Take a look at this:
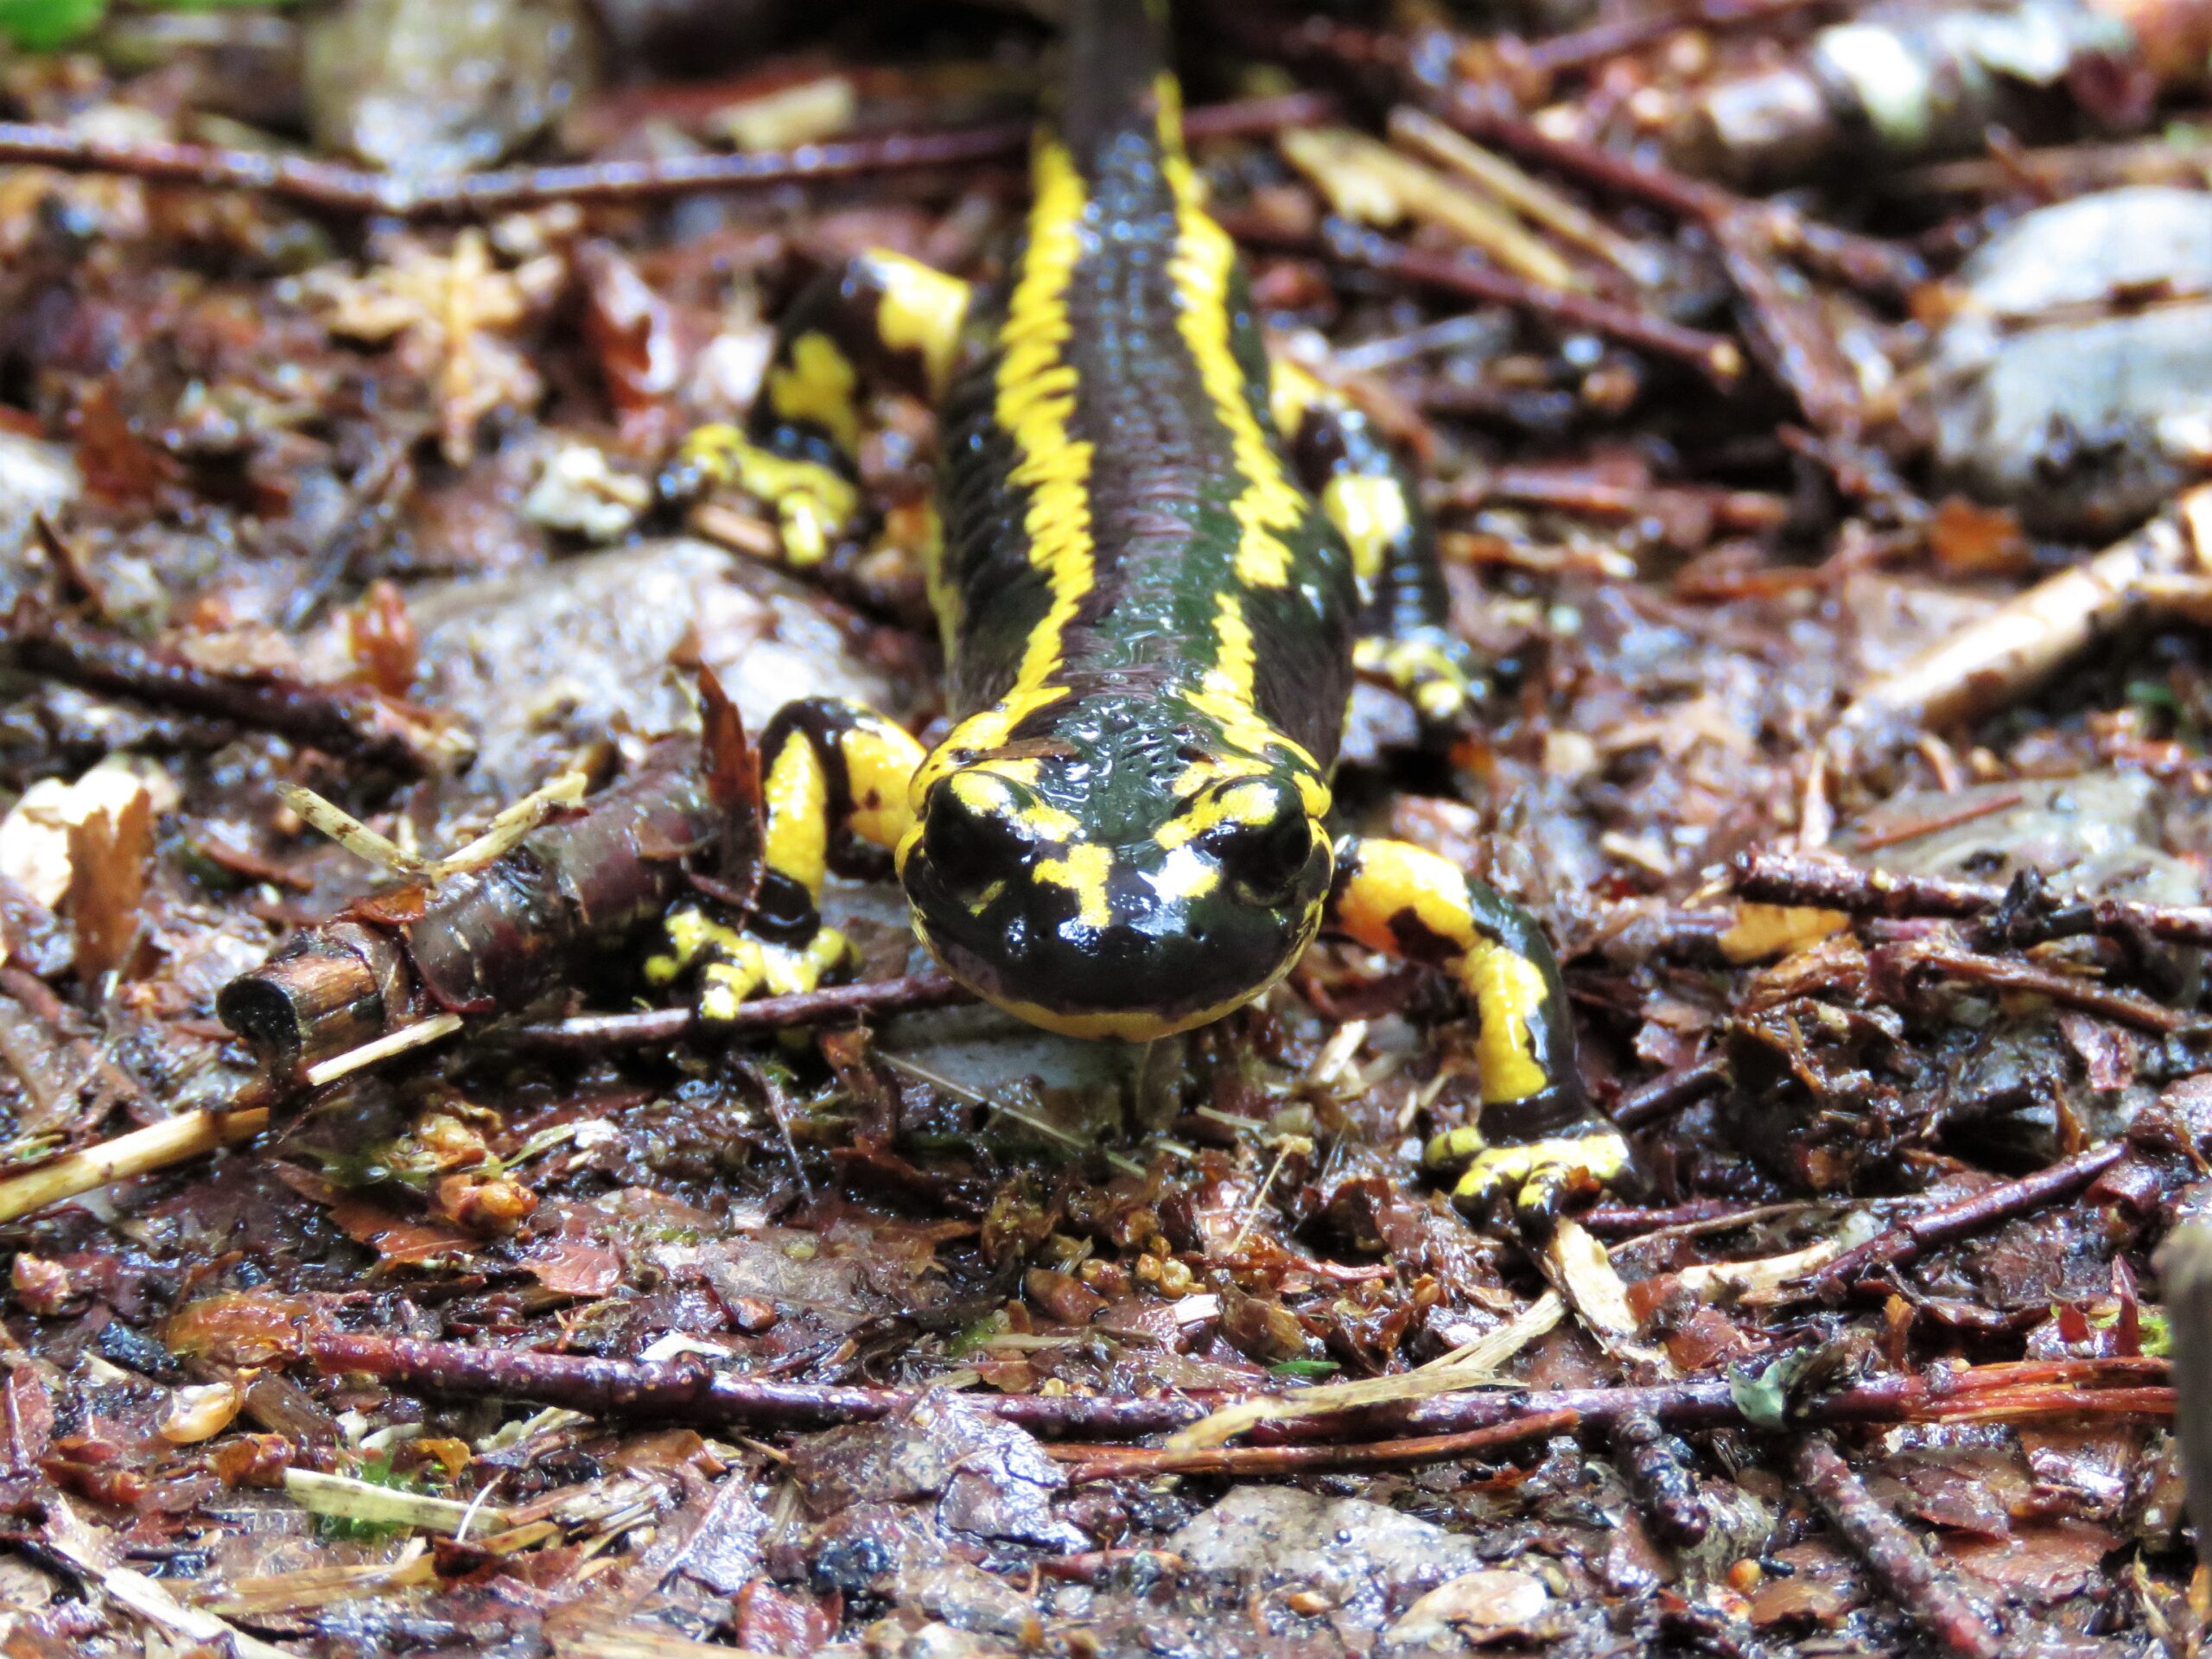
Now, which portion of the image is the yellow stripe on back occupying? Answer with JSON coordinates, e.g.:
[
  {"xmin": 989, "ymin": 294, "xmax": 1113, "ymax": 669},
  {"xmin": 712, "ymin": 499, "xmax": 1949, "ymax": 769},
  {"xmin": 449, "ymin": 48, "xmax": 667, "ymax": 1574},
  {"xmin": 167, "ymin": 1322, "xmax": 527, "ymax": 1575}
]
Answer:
[
  {"xmin": 917, "ymin": 135, "xmax": 1095, "ymax": 799},
  {"xmin": 1156, "ymin": 75, "xmax": 1309, "ymax": 592}
]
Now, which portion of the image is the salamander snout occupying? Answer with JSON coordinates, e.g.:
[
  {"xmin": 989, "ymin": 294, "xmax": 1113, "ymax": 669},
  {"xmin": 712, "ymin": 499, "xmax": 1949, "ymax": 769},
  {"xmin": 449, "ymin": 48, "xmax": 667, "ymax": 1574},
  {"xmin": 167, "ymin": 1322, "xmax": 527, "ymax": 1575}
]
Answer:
[{"xmin": 897, "ymin": 767, "xmax": 1332, "ymax": 1040}]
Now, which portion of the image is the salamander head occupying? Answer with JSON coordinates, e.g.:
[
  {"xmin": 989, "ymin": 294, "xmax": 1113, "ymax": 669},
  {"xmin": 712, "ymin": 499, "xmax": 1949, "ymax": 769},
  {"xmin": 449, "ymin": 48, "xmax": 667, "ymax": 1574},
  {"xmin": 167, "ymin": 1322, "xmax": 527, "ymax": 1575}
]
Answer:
[{"xmin": 895, "ymin": 760, "xmax": 1333, "ymax": 1040}]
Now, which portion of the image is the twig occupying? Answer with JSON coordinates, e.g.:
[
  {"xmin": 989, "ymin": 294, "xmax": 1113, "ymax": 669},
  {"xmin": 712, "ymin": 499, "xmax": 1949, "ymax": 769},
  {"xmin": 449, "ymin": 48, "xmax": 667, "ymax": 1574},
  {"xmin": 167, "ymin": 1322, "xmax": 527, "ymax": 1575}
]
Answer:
[
  {"xmin": 1707, "ymin": 206, "xmax": 1864, "ymax": 439},
  {"xmin": 1610, "ymin": 1052, "xmax": 1731, "ymax": 1132},
  {"xmin": 0, "ymin": 1107, "xmax": 269, "ymax": 1224},
  {"xmin": 310, "ymin": 1333, "xmax": 1217, "ymax": 1438},
  {"xmin": 1421, "ymin": 96, "xmax": 1923, "ymax": 299},
  {"xmin": 0, "ymin": 118, "xmax": 1026, "ymax": 216},
  {"xmin": 1792, "ymin": 1431, "xmax": 2003, "ymax": 1659},
  {"xmin": 1436, "ymin": 467, "xmax": 1789, "ymax": 540},
  {"xmin": 1227, "ymin": 215, "xmax": 1741, "ymax": 385},
  {"xmin": 503, "ymin": 972, "xmax": 972, "ymax": 1052},
  {"xmin": 1839, "ymin": 497, "xmax": 2208, "ymax": 737},
  {"xmin": 0, "ymin": 93, "xmax": 1332, "ymax": 220},
  {"xmin": 1803, "ymin": 1141, "xmax": 2130, "ymax": 1302},
  {"xmin": 302, "ymin": 1013, "xmax": 464, "ymax": 1090},
  {"xmin": 310, "ymin": 1335, "xmax": 2171, "ymax": 1446},
  {"xmin": 1522, "ymin": 0, "xmax": 1828, "ymax": 76},
  {"xmin": 8, "ymin": 601, "xmax": 461, "ymax": 772},
  {"xmin": 1880, "ymin": 940, "xmax": 2190, "ymax": 1035},
  {"xmin": 1583, "ymin": 1198, "xmax": 1798, "ymax": 1235},
  {"xmin": 1387, "ymin": 107, "xmax": 1662, "ymax": 284},
  {"xmin": 1379, "ymin": 1357, "xmax": 2167, "ymax": 1440},
  {"xmin": 1050, "ymin": 1408, "xmax": 1577, "ymax": 1484},
  {"xmin": 1733, "ymin": 849, "xmax": 2212, "ymax": 949},
  {"xmin": 1336, "ymin": 225, "xmax": 1742, "ymax": 385}
]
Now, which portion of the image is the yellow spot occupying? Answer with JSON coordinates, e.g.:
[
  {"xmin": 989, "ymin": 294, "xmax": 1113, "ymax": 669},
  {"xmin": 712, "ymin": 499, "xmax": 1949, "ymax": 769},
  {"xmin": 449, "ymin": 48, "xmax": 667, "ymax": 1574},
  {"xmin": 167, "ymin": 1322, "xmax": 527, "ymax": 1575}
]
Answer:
[
  {"xmin": 650, "ymin": 903, "xmax": 855, "ymax": 1021},
  {"xmin": 1331, "ymin": 838, "xmax": 1553, "ymax": 1105},
  {"xmin": 869, "ymin": 251, "xmax": 970, "ymax": 398},
  {"xmin": 1035, "ymin": 842, "xmax": 1114, "ymax": 930},
  {"xmin": 1461, "ymin": 935, "xmax": 1554, "ymax": 1105},
  {"xmin": 1357, "ymin": 635, "xmax": 1471, "ymax": 724},
  {"xmin": 763, "ymin": 731, "xmax": 830, "ymax": 900},
  {"xmin": 1146, "ymin": 844, "xmax": 1220, "ymax": 902},
  {"xmin": 1331, "ymin": 838, "xmax": 1472, "ymax": 955},
  {"xmin": 1157, "ymin": 778, "xmax": 1280, "ymax": 851},
  {"xmin": 1158, "ymin": 76, "xmax": 1310, "ymax": 589},
  {"xmin": 946, "ymin": 769, "xmax": 1014, "ymax": 817},
  {"xmin": 677, "ymin": 427, "xmax": 858, "ymax": 569},
  {"xmin": 913, "ymin": 498, "xmax": 958, "ymax": 654},
  {"xmin": 837, "ymin": 717, "xmax": 925, "ymax": 852},
  {"xmin": 767, "ymin": 332, "xmax": 862, "ymax": 456},
  {"xmin": 1323, "ymin": 473, "xmax": 1409, "ymax": 584},
  {"xmin": 1014, "ymin": 799, "xmax": 1081, "ymax": 842},
  {"xmin": 647, "ymin": 905, "xmax": 741, "ymax": 984}
]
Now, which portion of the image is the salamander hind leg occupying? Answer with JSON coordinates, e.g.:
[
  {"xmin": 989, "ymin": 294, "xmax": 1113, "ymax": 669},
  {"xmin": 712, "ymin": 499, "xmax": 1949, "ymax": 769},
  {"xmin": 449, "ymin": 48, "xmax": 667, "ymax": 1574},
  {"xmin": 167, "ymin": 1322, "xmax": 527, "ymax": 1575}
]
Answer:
[
  {"xmin": 1270, "ymin": 358, "xmax": 1480, "ymax": 739},
  {"xmin": 648, "ymin": 697, "xmax": 925, "ymax": 1020},
  {"xmin": 1326, "ymin": 835, "xmax": 1630, "ymax": 1230},
  {"xmin": 664, "ymin": 250, "xmax": 971, "ymax": 572}
]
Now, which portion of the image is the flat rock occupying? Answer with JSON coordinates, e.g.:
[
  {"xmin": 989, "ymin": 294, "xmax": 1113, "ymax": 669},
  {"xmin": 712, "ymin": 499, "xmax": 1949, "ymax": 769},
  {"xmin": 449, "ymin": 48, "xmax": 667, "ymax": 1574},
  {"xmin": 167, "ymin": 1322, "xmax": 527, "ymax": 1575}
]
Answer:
[
  {"xmin": 1168, "ymin": 1486, "xmax": 1486, "ymax": 1624},
  {"xmin": 1929, "ymin": 188, "xmax": 2212, "ymax": 537},
  {"xmin": 408, "ymin": 538, "xmax": 908, "ymax": 798}
]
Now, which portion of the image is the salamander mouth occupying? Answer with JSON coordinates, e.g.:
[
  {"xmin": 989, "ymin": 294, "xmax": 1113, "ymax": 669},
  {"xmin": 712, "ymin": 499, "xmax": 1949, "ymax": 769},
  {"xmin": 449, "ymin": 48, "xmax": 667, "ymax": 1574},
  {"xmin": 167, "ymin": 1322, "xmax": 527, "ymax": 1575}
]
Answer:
[{"xmin": 907, "ymin": 904, "xmax": 1321, "ymax": 1044}]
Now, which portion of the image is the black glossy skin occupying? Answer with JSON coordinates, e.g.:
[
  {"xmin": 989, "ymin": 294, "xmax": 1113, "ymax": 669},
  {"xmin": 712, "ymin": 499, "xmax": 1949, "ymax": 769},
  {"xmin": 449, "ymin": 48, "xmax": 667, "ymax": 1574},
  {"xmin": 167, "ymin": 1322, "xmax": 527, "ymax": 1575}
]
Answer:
[{"xmin": 900, "ymin": 0, "xmax": 1357, "ymax": 1037}]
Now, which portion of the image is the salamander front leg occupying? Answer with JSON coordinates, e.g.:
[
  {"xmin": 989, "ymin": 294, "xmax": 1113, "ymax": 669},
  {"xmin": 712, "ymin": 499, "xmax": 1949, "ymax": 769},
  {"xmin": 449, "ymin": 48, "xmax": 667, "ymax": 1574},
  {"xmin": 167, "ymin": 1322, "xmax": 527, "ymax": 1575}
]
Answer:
[
  {"xmin": 648, "ymin": 697, "xmax": 925, "ymax": 1020},
  {"xmin": 1326, "ymin": 835, "xmax": 1629, "ymax": 1229},
  {"xmin": 664, "ymin": 249, "xmax": 971, "ymax": 570}
]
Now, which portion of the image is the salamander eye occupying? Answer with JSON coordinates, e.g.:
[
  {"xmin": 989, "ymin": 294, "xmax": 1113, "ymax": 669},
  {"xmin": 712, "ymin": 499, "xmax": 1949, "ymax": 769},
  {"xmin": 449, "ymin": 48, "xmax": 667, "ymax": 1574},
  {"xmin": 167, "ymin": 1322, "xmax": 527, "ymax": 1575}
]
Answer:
[
  {"xmin": 1201, "ymin": 799, "xmax": 1315, "ymax": 907},
  {"xmin": 919, "ymin": 781, "xmax": 1030, "ymax": 897}
]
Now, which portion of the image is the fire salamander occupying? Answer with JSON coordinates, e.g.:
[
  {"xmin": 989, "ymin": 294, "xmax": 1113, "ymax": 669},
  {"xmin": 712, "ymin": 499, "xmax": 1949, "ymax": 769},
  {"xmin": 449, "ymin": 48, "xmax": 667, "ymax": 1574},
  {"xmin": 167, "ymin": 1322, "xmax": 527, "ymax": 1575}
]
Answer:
[{"xmin": 656, "ymin": 0, "xmax": 1627, "ymax": 1227}]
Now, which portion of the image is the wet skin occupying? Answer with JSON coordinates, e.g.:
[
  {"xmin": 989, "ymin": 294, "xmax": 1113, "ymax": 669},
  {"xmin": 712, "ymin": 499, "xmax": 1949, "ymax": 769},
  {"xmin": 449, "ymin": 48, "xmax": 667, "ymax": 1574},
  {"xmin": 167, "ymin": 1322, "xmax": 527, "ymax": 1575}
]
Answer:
[{"xmin": 655, "ymin": 0, "xmax": 1628, "ymax": 1226}]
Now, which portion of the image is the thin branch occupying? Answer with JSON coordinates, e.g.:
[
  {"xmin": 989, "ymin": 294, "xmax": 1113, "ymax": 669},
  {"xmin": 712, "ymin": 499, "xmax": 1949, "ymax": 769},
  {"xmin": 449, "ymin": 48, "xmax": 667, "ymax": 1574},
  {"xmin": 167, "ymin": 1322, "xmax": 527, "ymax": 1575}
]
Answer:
[
  {"xmin": 1881, "ymin": 940, "xmax": 2190, "ymax": 1035},
  {"xmin": 308, "ymin": 1334, "xmax": 2168, "ymax": 1446},
  {"xmin": 1792, "ymin": 1431, "xmax": 2003, "ymax": 1659},
  {"xmin": 1522, "ymin": 0, "xmax": 1829, "ymax": 77},
  {"xmin": 1610, "ymin": 1052, "xmax": 1731, "ymax": 1132},
  {"xmin": 1734, "ymin": 849, "xmax": 2212, "ymax": 950},
  {"xmin": 1224, "ymin": 214, "xmax": 1741, "ymax": 385},
  {"xmin": 1839, "ymin": 499, "xmax": 2206, "ymax": 736},
  {"xmin": 0, "ymin": 92, "xmax": 1333, "ymax": 220},
  {"xmin": 502, "ymin": 972, "xmax": 972, "ymax": 1052},
  {"xmin": 1051, "ymin": 1408, "xmax": 1578, "ymax": 1484},
  {"xmin": 8, "ymin": 601, "xmax": 461, "ymax": 772},
  {"xmin": 1331, "ymin": 223, "xmax": 1743, "ymax": 385},
  {"xmin": 309, "ymin": 1333, "xmax": 1218, "ymax": 1438},
  {"xmin": 1803, "ymin": 1141, "xmax": 2130, "ymax": 1302},
  {"xmin": 1422, "ymin": 96, "xmax": 1923, "ymax": 298},
  {"xmin": 0, "ymin": 1107, "xmax": 268, "ymax": 1224}
]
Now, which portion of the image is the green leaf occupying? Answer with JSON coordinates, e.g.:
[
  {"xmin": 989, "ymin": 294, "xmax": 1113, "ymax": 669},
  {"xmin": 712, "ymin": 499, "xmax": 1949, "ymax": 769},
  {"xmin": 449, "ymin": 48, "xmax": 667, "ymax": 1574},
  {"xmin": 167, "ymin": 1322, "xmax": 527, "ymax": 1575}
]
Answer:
[
  {"xmin": 0, "ymin": 0, "xmax": 106, "ymax": 50},
  {"xmin": 1268, "ymin": 1358, "xmax": 1340, "ymax": 1379},
  {"xmin": 1726, "ymin": 1348, "xmax": 1816, "ymax": 1431},
  {"xmin": 2086, "ymin": 1301, "xmax": 2172, "ymax": 1358}
]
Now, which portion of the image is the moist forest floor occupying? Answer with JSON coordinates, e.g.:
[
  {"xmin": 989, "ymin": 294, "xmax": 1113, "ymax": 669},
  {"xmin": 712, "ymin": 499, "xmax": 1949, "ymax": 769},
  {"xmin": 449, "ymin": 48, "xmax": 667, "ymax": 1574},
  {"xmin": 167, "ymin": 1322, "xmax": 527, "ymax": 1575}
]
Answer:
[{"xmin": 0, "ymin": 3, "xmax": 2206, "ymax": 1657}]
